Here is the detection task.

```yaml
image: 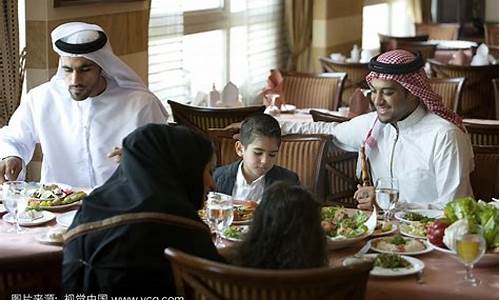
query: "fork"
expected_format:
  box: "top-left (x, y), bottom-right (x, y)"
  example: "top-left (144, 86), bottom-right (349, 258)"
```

top-left (416, 270), bottom-right (425, 284)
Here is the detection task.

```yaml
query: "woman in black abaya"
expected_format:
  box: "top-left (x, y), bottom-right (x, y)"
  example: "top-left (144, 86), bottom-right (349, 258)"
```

top-left (62, 124), bottom-right (222, 296)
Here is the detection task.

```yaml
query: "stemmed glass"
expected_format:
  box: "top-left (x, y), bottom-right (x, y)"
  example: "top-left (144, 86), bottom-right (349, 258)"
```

top-left (2, 181), bottom-right (28, 233)
top-left (375, 177), bottom-right (399, 221)
top-left (206, 192), bottom-right (234, 248)
top-left (455, 223), bottom-right (486, 287)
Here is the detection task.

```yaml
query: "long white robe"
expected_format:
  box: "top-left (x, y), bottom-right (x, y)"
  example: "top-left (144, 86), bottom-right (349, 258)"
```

top-left (0, 79), bottom-right (167, 188)
top-left (281, 104), bottom-right (474, 209)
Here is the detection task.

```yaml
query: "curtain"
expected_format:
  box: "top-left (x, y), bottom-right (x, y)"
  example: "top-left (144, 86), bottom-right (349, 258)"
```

top-left (409, 0), bottom-right (432, 24)
top-left (0, 0), bottom-right (20, 127)
top-left (284, 0), bottom-right (313, 72)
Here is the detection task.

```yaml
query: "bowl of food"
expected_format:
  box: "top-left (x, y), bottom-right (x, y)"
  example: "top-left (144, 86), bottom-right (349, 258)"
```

top-left (232, 200), bottom-right (257, 224)
top-left (27, 183), bottom-right (87, 211)
top-left (370, 235), bottom-right (432, 255)
top-left (322, 206), bottom-right (377, 249)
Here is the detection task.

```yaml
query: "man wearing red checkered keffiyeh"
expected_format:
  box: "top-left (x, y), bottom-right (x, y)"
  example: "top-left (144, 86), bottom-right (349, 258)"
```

top-left (280, 49), bottom-right (474, 210)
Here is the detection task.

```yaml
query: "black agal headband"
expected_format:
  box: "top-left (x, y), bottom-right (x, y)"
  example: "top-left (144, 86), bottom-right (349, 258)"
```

top-left (368, 51), bottom-right (425, 75)
top-left (55, 31), bottom-right (107, 54)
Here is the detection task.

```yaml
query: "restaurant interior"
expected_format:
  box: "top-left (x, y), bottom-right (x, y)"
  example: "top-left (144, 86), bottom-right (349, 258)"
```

top-left (0, 0), bottom-right (499, 298)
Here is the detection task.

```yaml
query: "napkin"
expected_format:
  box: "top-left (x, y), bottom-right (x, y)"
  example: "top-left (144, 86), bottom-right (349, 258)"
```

top-left (471, 44), bottom-right (490, 66)
top-left (221, 82), bottom-right (242, 107)
top-left (18, 210), bottom-right (43, 222)
top-left (192, 91), bottom-right (208, 106)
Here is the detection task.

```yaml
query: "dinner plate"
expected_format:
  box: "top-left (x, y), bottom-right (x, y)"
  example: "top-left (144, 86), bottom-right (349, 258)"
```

top-left (57, 211), bottom-right (77, 228)
top-left (343, 254), bottom-right (425, 277)
top-left (372, 222), bottom-right (398, 237)
top-left (399, 223), bottom-right (427, 239)
top-left (2, 211), bottom-right (55, 226)
top-left (221, 225), bottom-right (249, 242)
top-left (395, 209), bottom-right (443, 224)
top-left (369, 236), bottom-right (433, 256)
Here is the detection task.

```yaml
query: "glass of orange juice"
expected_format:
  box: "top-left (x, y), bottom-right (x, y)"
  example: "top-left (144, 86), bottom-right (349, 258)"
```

top-left (454, 223), bottom-right (486, 287)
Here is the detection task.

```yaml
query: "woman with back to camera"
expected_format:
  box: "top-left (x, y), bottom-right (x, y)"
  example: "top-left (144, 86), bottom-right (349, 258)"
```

top-left (237, 181), bottom-right (327, 269)
top-left (62, 124), bottom-right (223, 296)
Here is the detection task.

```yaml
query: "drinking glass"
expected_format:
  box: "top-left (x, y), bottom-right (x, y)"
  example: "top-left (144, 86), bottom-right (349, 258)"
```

top-left (375, 177), bottom-right (399, 221)
top-left (206, 192), bottom-right (234, 248)
top-left (455, 223), bottom-right (486, 287)
top-left (2, 181), bottom-right (28, 233)
top-left (264, 94), bottom-right (281, 117)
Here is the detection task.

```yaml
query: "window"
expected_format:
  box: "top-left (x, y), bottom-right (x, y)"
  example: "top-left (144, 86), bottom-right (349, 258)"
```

top-left (362, 0), bottom-right (415, 50)
top-left (149, 0), bottom-right (287, 109)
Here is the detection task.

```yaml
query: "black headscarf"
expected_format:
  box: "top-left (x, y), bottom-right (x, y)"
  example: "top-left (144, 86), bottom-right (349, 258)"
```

top-left (63, 124), bottom-right (220, 296)
top-left (69, 123), bottom-right (212, 227)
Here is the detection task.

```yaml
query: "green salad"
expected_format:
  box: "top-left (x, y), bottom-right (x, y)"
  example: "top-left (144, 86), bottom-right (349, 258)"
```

top-left (403, 212), bottom-right (435, 223)
top-left (222, 225), bottom-right (248, 240)
top-left (321, 207), bottom-right (369, 239)
top-left (374, 253), bottom-right (412, 269)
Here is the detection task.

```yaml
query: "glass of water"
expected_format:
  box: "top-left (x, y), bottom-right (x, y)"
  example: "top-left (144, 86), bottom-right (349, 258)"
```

top-left (375, 177), bottom-right (399, 221)
top-left (2, 181), bottom-right (28, 233)
top-left (206, 192), bottom-right (234, 248)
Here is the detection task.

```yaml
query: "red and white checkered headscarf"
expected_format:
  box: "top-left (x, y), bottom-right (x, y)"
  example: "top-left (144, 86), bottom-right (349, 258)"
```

top-left (366, 49), bottom-right (464, 131)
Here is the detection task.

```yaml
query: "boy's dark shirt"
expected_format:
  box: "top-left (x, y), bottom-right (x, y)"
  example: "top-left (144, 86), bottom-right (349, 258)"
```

top-left (214, 160), bottom-right (300, 195)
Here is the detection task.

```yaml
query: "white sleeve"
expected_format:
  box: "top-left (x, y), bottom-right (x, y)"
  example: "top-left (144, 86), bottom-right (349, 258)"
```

top-left (136, 94), bottom-right (169, 125)
top-left (0, 93), bottom-right (37, 164)
top-left (279, 114), bottom-right (373, 152)
top-left (431, 129), bottom-right (474, 209)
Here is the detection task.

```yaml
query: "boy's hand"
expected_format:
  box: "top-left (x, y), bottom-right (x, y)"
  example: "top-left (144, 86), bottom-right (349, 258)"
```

top-left (354, 184), bottom-right (375, 210)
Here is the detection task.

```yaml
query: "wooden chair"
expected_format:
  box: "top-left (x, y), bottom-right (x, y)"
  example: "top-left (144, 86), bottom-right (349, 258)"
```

top-left (493, 78), bottom-right (499, 120)
top-left (470, 145), bottom-right (499, 201)
top-left (428, 59), bottom-right (499, 119)
top-left (429, 77), bottom-right (465, 112)
top-left (318, 57), bottom-right (369, 106)
top-left (309, 111), bottom-right (359, 207)
top-left (167, 100), bottom-right (265, 136)
top-left (378, 33), bottom-right (428, 52)
top-left (281, 72), bottom-right (347, 111)
top-left (395, 41), bottom-right (437, 61)
top-left (463, 119), bottom-right (499, 146)
top-left (165, 247), bottom-right (373, 300)
top-left (208, 128), bottom-right (330, 201)
top-left (484, 23), bottom-right (499, 46)
top-left (415, 23), bottom-right (460, 40)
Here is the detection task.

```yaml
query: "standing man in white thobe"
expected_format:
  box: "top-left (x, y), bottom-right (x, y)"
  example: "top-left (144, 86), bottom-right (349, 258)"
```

top-left (281, 50), bottom-right (474, 210)
top-left (0, 22), bottom-right (168, 188)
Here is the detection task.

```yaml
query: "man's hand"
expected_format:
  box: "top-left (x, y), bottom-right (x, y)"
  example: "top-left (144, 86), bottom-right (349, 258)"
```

top-left (353, 184), bottom-right (375, 210)
top-left (107, 146), bottom-right (122, 163)
top-left (0, 156), bottom-right (23, 184)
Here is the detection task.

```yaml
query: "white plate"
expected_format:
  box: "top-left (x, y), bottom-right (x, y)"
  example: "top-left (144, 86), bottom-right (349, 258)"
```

top-left (369, 236), bottom-right (433, 256)
top-left (2, 211), bottom-right (55, 226)
top-left (56, 211), bottom-right (77, 228)
top-left (427, 239), bottom-right (499, 266)
top-left (394, 209), bottom-right (443, 223)
top-left (221, 225), bottom-right (249, 242)
top-left (343, 254), bottom-right (425, 277)
top-left (35, 231), bottom-right (65, 246)
top-left (399, 223), bottom-right (427, 239)
top-left (372, 222), bottom-right (398, 237)
top-left (326, 207), bottom-right (377, 250)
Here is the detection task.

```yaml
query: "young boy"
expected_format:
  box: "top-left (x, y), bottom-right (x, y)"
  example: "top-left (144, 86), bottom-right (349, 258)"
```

top-left (214, 113), bottom-right (300, 203)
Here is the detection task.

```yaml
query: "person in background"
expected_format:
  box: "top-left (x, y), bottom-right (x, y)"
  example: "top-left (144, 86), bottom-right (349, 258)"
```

top-left (236, 181), bottom-right (327, 269)
top-left (281, 50), bottom-right (474, 210)
top-left (0, 22), bottom-right (168, 188)
top-left (214, 113), bottom-right (299, 203)
top-left (62, 124), bottom-right (223, 296)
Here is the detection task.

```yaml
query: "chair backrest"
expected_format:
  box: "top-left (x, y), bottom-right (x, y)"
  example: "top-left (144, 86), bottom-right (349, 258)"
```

top-left (463, 119), bottom-right (499, 146)
top-left (378, 33), bottom-right (428, 52)
top-left (281, 72), bottom-right (347, 111)
top-left (318, 57), bottom-right (369, 106)
top-left (415, 23), bottom-right (460, 40)
top-left (167, 100), bottom-right (265, 136)
top-left (165, 248), bottom-right (373, 300)
top-left (428, 59), bottom-right (499, 119)
top-left (484, 23), bottom-right (499, 46)
top-left (208, 128), bottom-right (330, 200)
top-left (395, 41), bottom-right (437, 61)
top-left (309, 112), bottom-right (359, 207)
top-left (493, 78), bottom-right (499, 120)
top-left (470, 145), bottom-right (499, 201)
top-left (429, 77), bottom-right (465, 112)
